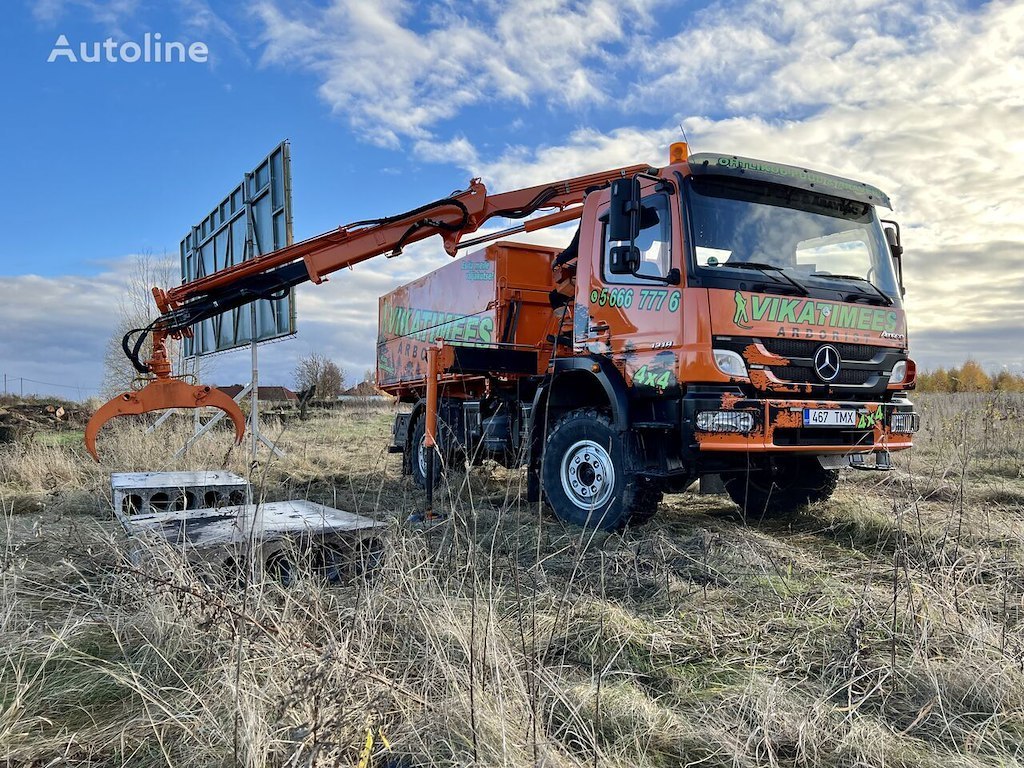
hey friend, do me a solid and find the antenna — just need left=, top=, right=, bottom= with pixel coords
left=678, top=122, right=692, bottom=151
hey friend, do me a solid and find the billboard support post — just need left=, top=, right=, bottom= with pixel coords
left=250, top=304, right=258, bottom=460
left=240, top=167, right=283, bottom=463
left=245, top=291, right=284, bottom=460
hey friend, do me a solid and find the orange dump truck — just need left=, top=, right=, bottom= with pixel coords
left=379, top=149, right=919, bottom=530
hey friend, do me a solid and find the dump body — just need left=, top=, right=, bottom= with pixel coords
left=376, top=241, right=562, bottom=398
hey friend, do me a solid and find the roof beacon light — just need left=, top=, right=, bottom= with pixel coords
left=670, top=142, right=689, bottom=164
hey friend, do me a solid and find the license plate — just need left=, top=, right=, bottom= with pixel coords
left=803, top=409, right=857, bottom=427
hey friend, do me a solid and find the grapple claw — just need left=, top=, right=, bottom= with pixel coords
left=85, top=378, right=246, bottom=461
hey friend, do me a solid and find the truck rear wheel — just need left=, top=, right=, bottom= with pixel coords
left=541, top=409, right=659, bottom=531
left=724, top=457, right=838, bottom=520
left=410, top=414, right=446, bottom=489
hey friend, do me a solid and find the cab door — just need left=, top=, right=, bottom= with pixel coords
left=577, top=182, right=685, bottom=396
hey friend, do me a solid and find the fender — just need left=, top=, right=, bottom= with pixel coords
left=530, top=355, right=631, bottom=436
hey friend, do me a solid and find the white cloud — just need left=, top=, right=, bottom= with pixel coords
left=412, top=135, right=479, bottom=167
left=252, top=0, right=652, bottom=146
left=179, top=0, right=237, bottom=40
left=0, top=237, right=456, bottom=399
left=631, top=0, right=964, bottom=115
left=467, top=126, right=676, bottom=189
left=412, top=0, right=1024, bottom=369
left=0, top=261, right=141, bottom=398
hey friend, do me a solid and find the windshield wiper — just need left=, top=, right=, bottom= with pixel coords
left=724, top=261, right=810, bottom=296
left=810, top=273, right=893, bottom=306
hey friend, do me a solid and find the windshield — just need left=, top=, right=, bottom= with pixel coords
left=686, top=175, right=901, bottom=303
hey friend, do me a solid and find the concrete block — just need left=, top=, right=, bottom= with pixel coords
left=111, top=471, right=249, bottom=522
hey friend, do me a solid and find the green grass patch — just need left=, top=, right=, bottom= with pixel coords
left=32, top=428, right=85, bottom=448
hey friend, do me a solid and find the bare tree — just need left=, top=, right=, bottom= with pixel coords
left=294, top=352, right=345, bottom=400
left=101, top=252, right=190, bottom=397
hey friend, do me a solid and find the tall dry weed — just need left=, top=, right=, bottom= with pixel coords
left=0, top=396, right=1022, bottom=766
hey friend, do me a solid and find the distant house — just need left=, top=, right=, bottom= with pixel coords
left=343, top=381, right=384, bottom=397
left=339, top=380, right=394, bottom=403
left=216, top=385, right=298, bottom=405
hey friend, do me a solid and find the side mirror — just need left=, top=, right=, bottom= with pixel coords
left=607, top=177, right=641, bottom=243
left=884, top=225, right=903, bottom=258
left=608, top=244, right=641, bottom=275
left=882, top=221, right=906, bottom=297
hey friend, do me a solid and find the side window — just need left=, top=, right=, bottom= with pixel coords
left=602, top=194, right=673, bottom=284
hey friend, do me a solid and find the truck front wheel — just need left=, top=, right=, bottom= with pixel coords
left=541, top=409, right=659, bottom=531
left=724, top=457, right=838, bottom=520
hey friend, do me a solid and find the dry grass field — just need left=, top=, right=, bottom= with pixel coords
left=1, top=393, right=1023, bottom=767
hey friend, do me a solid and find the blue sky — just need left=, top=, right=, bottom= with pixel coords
left=0, top=1, right=702, bottom=275
left=0, top=3, right=459, bottom=273
left=0, top=0, right=1021, bottom=397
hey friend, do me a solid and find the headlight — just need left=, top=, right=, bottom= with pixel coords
left=890, top=360, right=908, bottom=384
left=696, top=410, right=755, bottom=433
left=713, top=349, right=747, bottom=378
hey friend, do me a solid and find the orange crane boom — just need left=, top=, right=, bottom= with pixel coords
left=85, top=163, right=650, bottom=460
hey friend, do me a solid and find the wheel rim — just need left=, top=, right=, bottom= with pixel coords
left=560, top=439, right=615, bottom=510
left=417, top=431, right=439, bottom=479
left=417, top=434, right=428, bottom=478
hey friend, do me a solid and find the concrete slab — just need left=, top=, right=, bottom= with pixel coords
left=123, top=500, right=388, bottom=581
left=126, top=500, right=386, bottom=548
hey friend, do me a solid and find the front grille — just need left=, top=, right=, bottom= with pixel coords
left=716, top=335, right=902, bottom=397
left=771, top=365, right=874, bottom=386
left=760, top=338, right=880, bottom=362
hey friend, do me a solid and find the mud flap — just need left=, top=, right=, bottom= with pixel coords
left=817, top=454, right=849, bottom=471
left=848, top=451, right=894, bottom=471
left=699, top=474, right=727, bottom=495
left=823, top=451, right=894, bottom=471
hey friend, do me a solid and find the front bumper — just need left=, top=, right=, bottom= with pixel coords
left=686, top=393, right=917, bottom=453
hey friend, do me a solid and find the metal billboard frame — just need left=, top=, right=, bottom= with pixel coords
left=180, top=141, right=296, bottom=356
left=155, top=141, right=296, bottom=460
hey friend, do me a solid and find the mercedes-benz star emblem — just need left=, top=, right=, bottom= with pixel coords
left=814, top=345, right=841, bottom=382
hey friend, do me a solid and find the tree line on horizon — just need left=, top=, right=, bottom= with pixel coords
left=915, top=359, right=1024, bottom=392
